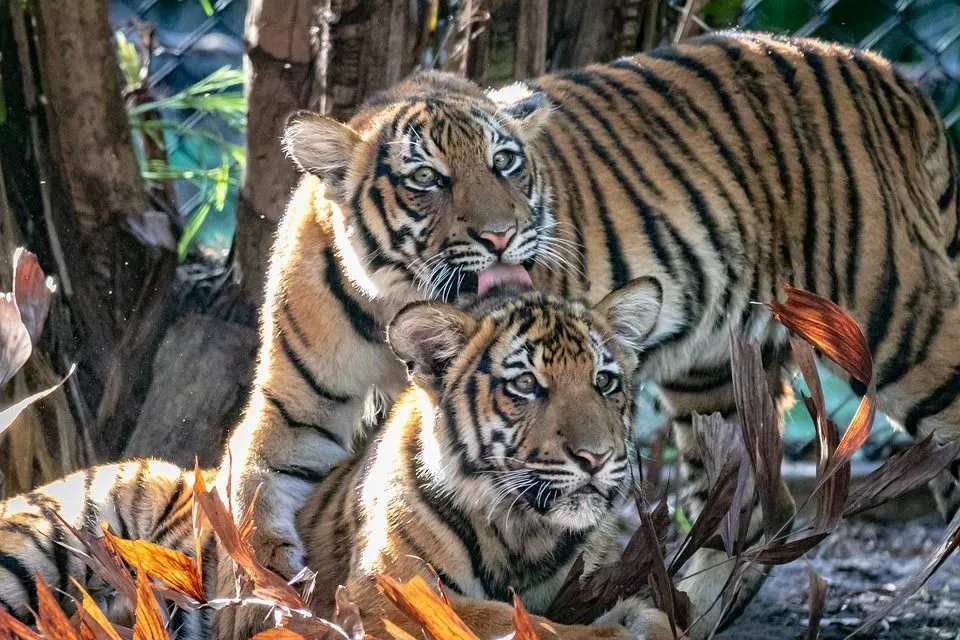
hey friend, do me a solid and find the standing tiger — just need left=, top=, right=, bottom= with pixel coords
left=0, top=283, right=675, bottom=640
left=5, top=28, right=956, bottom=640
left=221, top=28, right=960, bottom=634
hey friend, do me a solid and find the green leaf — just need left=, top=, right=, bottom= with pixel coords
left=197, top=0, right=214, bottom=16
left=177, top=201, right=212, bottom=261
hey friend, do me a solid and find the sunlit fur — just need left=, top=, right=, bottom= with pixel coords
left=221, top=30, right=960, bottom=637
left=296, top=288, right=669, bottom=639
left=0, top=291, right=670, bottom=640
left=0, top=461, right=217, bottom=637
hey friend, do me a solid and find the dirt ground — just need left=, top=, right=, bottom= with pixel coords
left=717, top=516, right=960, bottom=639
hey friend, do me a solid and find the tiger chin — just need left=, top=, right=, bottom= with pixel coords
left=0, top=280, right=674, bottom=640
left=222, top=29, right=959, bottom=638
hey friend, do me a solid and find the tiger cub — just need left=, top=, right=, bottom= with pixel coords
left=0, top=280, right=674, bottom=639
left=291, top=280, right=669, bottom=639
left=222, top=29, right=960, bottom=611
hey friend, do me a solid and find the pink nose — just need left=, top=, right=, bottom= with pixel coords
left=478, top=226, right=517, bottom=253
left=565, top=446, right=613, bottom=474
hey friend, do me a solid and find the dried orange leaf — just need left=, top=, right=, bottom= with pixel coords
left=769, top=286, right=872, bottom=385
left=35, top=573, right=79, bottom=640
left=251, top=630, right=307, bottom=640
left=0, top=607, right=43, bottom=640
left=511, top=593, right=538, bottom=640
left=101, top=524, right=205, bottom=603
left=375, top=575, right=478, bottom=640
left=70, top=578, right=124, bottom=640
left=132, top=568, right=170, bottom=640
left=192, top=462, right=304, bottom=611
left=381, top=619, right=419, bottom=640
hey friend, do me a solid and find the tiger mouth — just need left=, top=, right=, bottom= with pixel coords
left=475, top=263, right=534, bottom=297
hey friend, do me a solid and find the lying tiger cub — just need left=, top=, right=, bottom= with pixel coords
left=0, top=279, right=672, bottom=639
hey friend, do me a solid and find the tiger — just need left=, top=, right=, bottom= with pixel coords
left=220, top=28, right=960, bottom=634
left=0, top=281, right=677, bottom=640
left=0, top=460, right=218, bottom=638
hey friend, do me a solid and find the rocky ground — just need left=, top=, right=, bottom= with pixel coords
left=717, top=516, right=960, bottom=639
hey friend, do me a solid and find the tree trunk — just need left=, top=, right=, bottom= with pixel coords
left=6, top=0, right=170, bottom=462
left=514, top=0, right=548, bottom=79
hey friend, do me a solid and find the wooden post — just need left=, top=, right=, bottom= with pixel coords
left=514, top=0, right=548, bottom=79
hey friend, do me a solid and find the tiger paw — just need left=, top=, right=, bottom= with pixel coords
left=595, top=597, right=673, bottom=640
left=254, top=530, right=307, bottom=580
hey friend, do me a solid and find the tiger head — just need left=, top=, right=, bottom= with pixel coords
left=387, top=278, right=662, bottom=531
left=283, top=72, right=554, bottom=302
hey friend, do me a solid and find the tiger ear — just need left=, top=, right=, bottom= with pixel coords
left=282, top=110, right=360, bottom=188
left=387, top=302, right=478, bottom=389
left=487, top=83, right=552, bottom=138
left=594, top=277, right=662, bottom=358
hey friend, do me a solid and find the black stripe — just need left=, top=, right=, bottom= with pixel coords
left=270, top=464, right=330, bottom=484
left=409, top=434, right=507, bottom=600
left=263, top=391, right=346, bottom=448
left=26, top=493, right=70, bottom=596
left=835, top=61, right=900, bottom=358
left=278, top=331, right=351, bottom=404
left=322, top=246, right=383, bottom=344
left=904, top=366, right=960, bottom=436
left=539, top=126, right=630, bottom=290
left=152, top=476, right=186, bottom=540
left=564, top=71, right=734, bottom=317
left=802, top=47, right=862, bottom=299
left=0, top=554, right=37, bottom=615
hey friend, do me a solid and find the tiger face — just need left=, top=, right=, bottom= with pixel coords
left=388, top=278, right=662, bottom=531
left=283, top=73, right=555, bottom=301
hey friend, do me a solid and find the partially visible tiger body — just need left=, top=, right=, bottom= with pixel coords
left=222, top=30, right=960, bottom=637
left=0, top=461, right=217, bottom=638
left=0, top=285, right=674, bottom=640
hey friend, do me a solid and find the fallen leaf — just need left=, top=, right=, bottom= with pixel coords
left=639, top=507, right=691, bottom=635
left=844, top=435, right=960, bottom=517
left=251, top=630, right=307, bottom=640
left=101, top=524, right=205, bottom=603
left=191, top=463, right=304, bottom=611
left=70, top=578, right=124, bottom=640
left=511, top=593, right=538, bottom=640
left=0, top=363, right=76, bottom=437
left=0, top=607, right=42, bottom=640
left=132, top=568, right=170, bottom=640
left=751, top=533, right=829, bottom=565
left=668, top=455, right=738, bottom=575
left=35, top=573, right=79, bottom=640
left=375, top=575, right=478, bottom=640
left=769, top=286, right=872, bottom=385
left=730, top=335, right=787, bottom=540
left=0, top=293, right=30, bottom=388
left=12, top=248, right=55, bottom=346
left=333, top=586, right=366, bottom=640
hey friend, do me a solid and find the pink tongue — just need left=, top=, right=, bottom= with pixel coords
left=477, top=264, right=534, bottom=298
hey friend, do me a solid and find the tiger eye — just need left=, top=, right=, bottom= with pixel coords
left=492, top=149, right=516, bottom=172
left=411, top=166, right=440, bottom=187
left=512, top=372, right=538, bottom=395
left=595, top=371, right=616, bottom=393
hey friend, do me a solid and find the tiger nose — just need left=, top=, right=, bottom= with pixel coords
left=476, top=225, right=517, bottom=254
left=564, top=445, right=613, bottom=474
